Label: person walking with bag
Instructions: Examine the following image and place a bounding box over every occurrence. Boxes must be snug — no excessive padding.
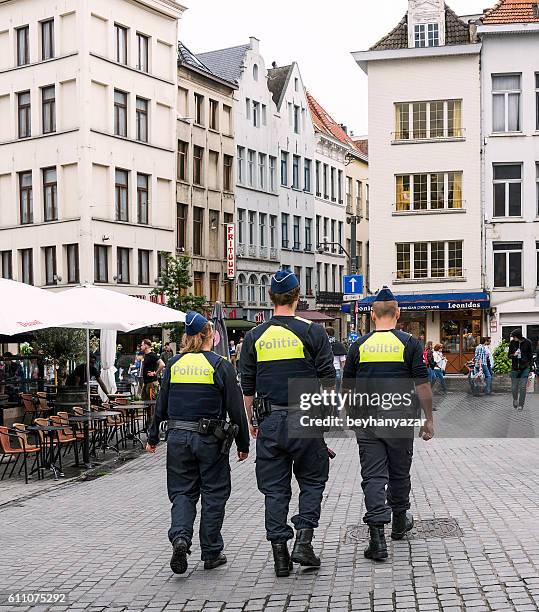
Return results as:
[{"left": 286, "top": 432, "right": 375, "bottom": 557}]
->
[
  {"left": 508, "top": 330, "right": 533, "bottom": 410},
  {"left": 431, "top": 344, "right": 448, "bottom": 394},
  {"left": 474, "top": 337, "right": 493, "bottom": 396}
]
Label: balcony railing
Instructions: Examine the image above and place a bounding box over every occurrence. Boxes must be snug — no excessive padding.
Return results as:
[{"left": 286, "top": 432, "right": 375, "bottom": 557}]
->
[
  {"left": 237, "top": 243, "right": 246, "bottom": 257},
  {"left": 392, "top": 127, "right": 466, "bottom": 142},
  {"left": 393, "top": 268, "right": 467, "bottom": 283},
  {"left": 248, "top": 245, "right": 256, "bottom": 257},
  {"left": 259, "top": 246, "right": 268, "bottom": 258},
  {"left": 270, "top": 247, "right": 278, "bottom": 260},
  {"left": 393, "top": 201, "right": 466, "bottom": 213}
]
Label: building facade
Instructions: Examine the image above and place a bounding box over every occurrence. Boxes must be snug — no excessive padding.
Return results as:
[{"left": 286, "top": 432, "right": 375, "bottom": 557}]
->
[
  {"left": 0, "top": 0, "right": 184, "bottom": 296},
  {"left": 177, "top": 44, "right": 236, "bottom": 306},
  {"left": 353, "top": 0, "right": 487, "bottom": 372},
  {"left": 478, "top": 0, "right": 539, "bottom": 348}
]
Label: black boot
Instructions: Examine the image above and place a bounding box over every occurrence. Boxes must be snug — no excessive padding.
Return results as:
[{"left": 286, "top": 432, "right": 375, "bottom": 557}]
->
[
  {"left": 272, "top": 542, "right": 293, "bottom": 577},
  {"left": 364, "top": 525, "right": 388, "bottom": 561},
  {"left": 291, "top": 528, "right": 321, "bottom": 567},
  {"left": 204, "top": 553, "right": 227, "bottom": 570},
  {"left": 170, "top": 537, "right": 190, "bottom": 574},
  {"left": 391, "top": 511, "right": 414, "bottom": 540}
]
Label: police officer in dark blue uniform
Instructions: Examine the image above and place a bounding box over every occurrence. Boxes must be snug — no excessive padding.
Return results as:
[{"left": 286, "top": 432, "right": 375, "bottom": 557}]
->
[
  {"left": 147, "top": 312, "right": 250, "bottom": 575},
  {"left": 343, "top": 287, "right": 434, "bottom": 560},
  {"left": 240, "top": 270, "right": 335, "bottom": 577}
]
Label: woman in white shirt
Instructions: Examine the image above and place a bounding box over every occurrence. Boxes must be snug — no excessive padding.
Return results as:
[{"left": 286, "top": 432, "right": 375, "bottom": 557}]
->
[{"left": 432, "top": 343, "right": 448, "bottom": 394}]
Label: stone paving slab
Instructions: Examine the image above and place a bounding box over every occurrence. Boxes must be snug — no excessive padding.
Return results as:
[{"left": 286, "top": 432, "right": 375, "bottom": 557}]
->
[{"left": 1, "top": 393, "right": 539, "bottom": 611}]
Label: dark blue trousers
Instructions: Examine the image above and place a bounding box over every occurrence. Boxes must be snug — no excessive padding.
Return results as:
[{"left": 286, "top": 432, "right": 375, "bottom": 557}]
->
[
  {"left": 166, "top": 430, "right": 231, "bottom": 561},
  {"left": 255, "top": 410, "right": 329, "bottom": 543},
  {"left": 357, "top": 431, "right": 414, "bottom": 525}
]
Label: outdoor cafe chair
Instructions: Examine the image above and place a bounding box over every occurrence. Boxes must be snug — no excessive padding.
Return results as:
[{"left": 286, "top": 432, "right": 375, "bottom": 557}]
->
[
  {"left": 36, "top": 392, "right": 53, "bottom": 418},
  {"left": 20, "top": 392, "right": 40, "bottom": 424},
  {"left": 49, "top": 415, "right": 78, "bottom": 456},
  {"left": 0, "top": 425, "right": 42, "bottom": 484}
]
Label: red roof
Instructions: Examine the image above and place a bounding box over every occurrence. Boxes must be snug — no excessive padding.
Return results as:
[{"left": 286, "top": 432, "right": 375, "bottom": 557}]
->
[
  {"left": 482, "top": 0, "right": 539, "bottom": 24},
  {"left": 306, "top": 91, "right": 355, "bottom": 147}
]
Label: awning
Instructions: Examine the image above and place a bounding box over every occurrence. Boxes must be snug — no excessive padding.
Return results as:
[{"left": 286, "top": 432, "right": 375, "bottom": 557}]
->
[
  {"left": 342, "top": 291, "right": 490, "bottom": 314},
  {"left": 224, "top": 319, "right": 256, "bottom": 330},
  {"left": 297, "top": 310, "right": 335, "bottom": 322}
]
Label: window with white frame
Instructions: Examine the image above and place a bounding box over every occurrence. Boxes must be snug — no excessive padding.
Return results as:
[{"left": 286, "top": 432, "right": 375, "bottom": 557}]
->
[
  {"left": 237, "top": 146, "right": 245, "bottom": 184},
  {"left": 270, "top": 215, "right": 276, "bottom": 248},
  {"left": 237, "top": 273, "right": 246, "bottom": 302},
  {"left": 41, "top": 19, "right": 54, "bottom": 61},
  {"left": 138, "top": 249, "right": 150, "bottom": 285},
  {"left": 396, "top": 241, "right": 463, "bottom": 280},
  {"left": 247, "top": 150, "right": 255, "bottom": 187},
  {"left": 414, "top": 23, "right": 439, "bottom": 48},
  {"left": 493, "top": 242, "right": 522, "bottom": 288},
  {"left": 237, "top": 209, "right": 245, "bottom": 244},
  {"left": 259, "top": 213, "right": 266, "bottom": 247},
  {"left": 248, "top": 211, "right": 255, "bottom": 245},
  {"left": 304, "top": 159, "right": 311, "bottom": 193},
  {"left": 396, "top": 172, "right": 462, "bottom": 211},
  {"left": 281, "top": 213, "right": 289, "bottom": 248},
  {"left": 395, "top": 100, "right": 462, "bottom": 140},
  {"left": 248, "top": 275, "right": 257, "bottom": 303},
  {"left": 492, "top": 74, "right": 521, "bottom": 133},
  {"left": 493, "top": 164, "right": 522, "bottom": 217},
  {"left": 20, "top": 248, "right": 33, "bottom": 285},
  {"left": 537, "top": 241, "right": 539, "bottom": 287},
  {"left": 253, "top": 101, "right": 260, "bottom": 127},
  {"left": 292, "top": 155, "right": 300, "bottom": 189},
  {"left": 293, "top": 105, "right": 300, "bottom": 134},
  {"left": 537, "top": 163, "right": 539, "bottom": 216},
  {"left": 115, "top": 24, "right": 128, "bottom": 65},
  {"left": 281, "top": 152, "right": 288, "bottom": 186},
  {"left": 293, "top": 216, "right": 300, "bottom": 250},
  {"left": 44, "top": 246, "right": 56, "bottom": 286},
  {"left": 305, "top": 218, "right": 312, "bottom": 251},
  {"left": 258, "top": 153, "right": 266, "bottom": 190},
  {"left": 536, "top": 73, "right": 539, "bottom": 131},
  {"left": 137, "top": 33, "right": 149, "bottom": 72}
]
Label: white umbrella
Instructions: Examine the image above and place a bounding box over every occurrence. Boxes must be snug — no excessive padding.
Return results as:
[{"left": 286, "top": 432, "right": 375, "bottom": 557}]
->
[
  {"left": 98, "top": 329, "right": 118, "bottom": 402},
  {"left": 0, "top": 278, "right": 65, "bottom": 336}
]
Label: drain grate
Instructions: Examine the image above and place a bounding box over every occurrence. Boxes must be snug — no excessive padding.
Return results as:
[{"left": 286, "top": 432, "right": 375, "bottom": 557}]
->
[{"left": 342, "top": 518, "right": 463, "bottom": 544}]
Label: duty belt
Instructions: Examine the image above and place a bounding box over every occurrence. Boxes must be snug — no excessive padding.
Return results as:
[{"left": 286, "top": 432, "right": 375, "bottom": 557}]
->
[{"left": 167, "top": 418, "right": 224, "bottom": 435}]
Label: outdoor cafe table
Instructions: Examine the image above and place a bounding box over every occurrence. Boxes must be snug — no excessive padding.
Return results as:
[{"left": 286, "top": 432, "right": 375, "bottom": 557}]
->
[
  {"left": 68, "top": 411, "right": 122, "bottom": 460},
  {"left": 112, "top": 401, "right": 155, "bottom": 448},
  {"left": 26, "top": 424, "right": 66, "bottom": 480}
]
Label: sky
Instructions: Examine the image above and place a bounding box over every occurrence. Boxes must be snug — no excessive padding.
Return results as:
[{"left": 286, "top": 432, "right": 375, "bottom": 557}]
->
[{"left": 180, "top": 0, "right": 490, "bottom": 136}]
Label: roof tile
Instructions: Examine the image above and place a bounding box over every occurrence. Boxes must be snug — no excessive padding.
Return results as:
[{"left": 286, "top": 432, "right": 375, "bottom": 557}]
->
[{"left": 482, "top": 0, "right": 539, "bottom": 24}]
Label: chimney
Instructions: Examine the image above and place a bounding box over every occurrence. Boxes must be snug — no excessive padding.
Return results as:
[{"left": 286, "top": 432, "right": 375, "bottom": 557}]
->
[
  {"left": 272, "top": 61, "right": 277, "bottom": 68},
  {"left": 340, "top": 124, "right": 348, "bottom": 134},
  {"left": 249, "top": 36, "right": 259, "bottom": 52}
]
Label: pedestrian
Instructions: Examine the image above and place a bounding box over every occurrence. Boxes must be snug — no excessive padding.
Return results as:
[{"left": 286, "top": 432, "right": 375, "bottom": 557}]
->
[
  {"left": 326, "top": 327, "right": 347, "bottom": 392},
  {"left": 474, "top": 337, "right": 493, "bottom": 396},
  {"left": 423, "top": 341, "right": 435, "bottom": 385},
  {"left": 508, "top": 329, "right": 533, "bottom": 410},
  {"left": 228, "top": 340, "right": 236, "bottom": 368},
  {"left": 146, "top": 311, "right": 249, "bottom": 575},
  {"left": 66, "top": 354, "right": 110, "bottom": 397},
  {"left": 140, "top": 339, "right": 164, "bottom": 400},
  {"left": 343, "top": 286, "right": 434, "bottom": 561},
  {"left": 160, "top": 342, "right": 174, "bottom": 365},
  {"left": 240, "top": 270, "right": 335, "bottom": 577},
  {"left": 431, "top": 343, "right": 448, "bottom": 394},
  {"left": 235, "top": 335, "right": 243, "bottom": 371}
]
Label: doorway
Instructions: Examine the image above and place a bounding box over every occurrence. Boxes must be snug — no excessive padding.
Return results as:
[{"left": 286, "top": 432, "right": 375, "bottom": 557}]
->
[{"left": 440, "top": 310, "right": 482, "bottom": 373}]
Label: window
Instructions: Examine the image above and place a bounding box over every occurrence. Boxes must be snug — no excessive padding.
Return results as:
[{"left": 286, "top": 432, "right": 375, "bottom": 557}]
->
[
  {"left": 237, "top": 146, "right": 245, "bottom": 184},
  {"left": 414, "top": 23, "right": 439, "bottom": 48},
  {"left": 209, "top": 151, "right": 219, "bottom": 190},
  {"left": 237, "top": 273, "right": 246, "bottom": 302},
  {"left": 210, "top": 273, "right": 219, "bottom": 302},
  {"left": 42, "top": 85, "right": 55, "bottom": 134},
  {"left": 270, "top": 215, "right": 277, "bottom": 248},
  {"left": 281, "top": 213, "right": 289, "bottom": 248},
  {"left": 304, "top": 159, "right": 311, "bottom": 192},
  {"left": 346, "top": 177, "right": 352, "bottom": 209},
  {"left": 306, "top": 267, "right": 313, "bottom": 295},
  {"left": 262, "top": 104, "right": 267, "bottom": 125},
  {"left": 259, "top": 275, "right": 268, "bottom": 303},
  {"left": 42, "top": 246, "right": 56, "bottom": 286},
  {"left": 293, "top": 216, "right": 300, "bottom": 250},
  {"left": 223, "top": 155, "right": 233, "bottom": 192},
  {"left": 176, "top": 203, "right": 187, "bottom": 251},
  {"left": 178, "top": 141, "right": 188, "bottom": 181},
  {"left": 136, "top": 97, "right": 148, "bottom": 142},
  {"left": 115, "top": 169, "right": 129, "bottom": 222},
  {"left": 248, "top": 150, "right": 255, "bottom": 187},
  {"left": 20, "top": 248, "right": 33, "bottom": 285},
  {"left": 41, "top": 19, "right": 54, "bottom": 60},
  {"left": 137, "top": 33, "right": 149, "bottom": 72},
  {"left": 536, "top": 74, "right": 539, "bottom": 131},
  {"left": 537, "top": 163, "right": 539, "bottom": 216},
  {"left": 305, "top": 218, "right": 312, "bottom": 251},
  {"left": 117, "top": 247, "right": 130, "bottom": 284},
  {"left": 269, "top": 156, "right": 276, "bottom": 191},
  {"left": 258, "top": 153, "right": 266, "bottom": 190},
  {"left": 294, "top": 105, "right": 300, "bottom": 134},
  {"left": 281, "top": 152, "right": 288, "bottom": 186},
  {"left": 338, "top": 170, "right": 343, "bottom": 203},
  {"left": 396, "top": 241, "right": 463, "bottom": 280},
  {"left": 248, "top": 275, "right": 257, "bottom": 303},
  {"left": 114, "top": 90, "right": 128, "bottom": 137},
  {"left": 356, "top": 180, "right": 362, "bottom": 213},
  {"left": 194, "top": 93, "right": 204, "bottom": 125},
  {"left": 493, "top": 74, "right": 521, "bottom": 132},
  {"left": 138, "top": 250, "right": 150, "bottom": 285},
  {"left": 253, "top": 64, "right": 259, "bottom": 80},
  {"left": 193, "top": 146, "right": 203, "bottom": 185},
  {"left": 253, "top": 101, "right": 260, "bottom": 127},
  {"left": 238, "top": 209, "right": 245, "bottom": 244},
  {"left": 323, "top": 164, "right": 328, "bottom": 198},
  {"left": 494, "top": 242, "right": 522, "bottom": 288},
  {"left": 115, "top": 24, "right": 128, "bottom": 64},
  {"left": 330, "top": 167, "right": 336, "bottom": 201},
  {"left": 537, "top": 241, "right": 539, "bottom": 287},
  {"left": 16, "top": 26, "right": 29, "bottom": 66},
  {"left": 395, "top": 100, "right": 462, "bottom": 140},
  {"left": 248, "top": 211, "right": 255, "bottom": 245},
  {"left": 338, "top": 221, "right": 343, "bottom": 253},
  {"left": 94, "top": 245, "right": 108, "bottom": 283},
  {"left": 137, "top": 173, "right": 149, "bottom": 224},
  {"left": 193, "top": 207, "right": 203, "bottom": 255},
  {"left": 316, "top": 161, "right": 321, "bottom": 196},
  {"left": 209, "top": 99, "right": 219, "bottom": 130},
  {"left": 292, "top": 155, "right": 300, "bottom": 189},
  {"left": 1, "top": 251, "right": 12, "bottom": 279},
  {"left": 43, "top": 167, "right": 57, "bottom": 222},
  {"left": 331, "top": 219, "right": 336, "bottom": 252},
  {"left": 19, "top": 171, "right": 32, "bottom": 225},
  {"left": 66, "top": 244, "right": 79, "bottom": 283},
  {"left": 245, "top": 98, "right": 251, "bottom": 120},
  {"left": 259, "top": 213, "right": 266, "bottom": 247},
  {"left": 193, "top": 272, "right": 203, "bottom": 296},
  {"left": 493, "top": 164, "right": 521, "bottom": 217},
  {"left": 396, "top": 172, "right": 463, "bottom": 211},
  {"left": 18, "top": 91, "right": 31, "bottom": 138},
  {"left": 223, "top": 105, "right": 232, "bottom": 134}
]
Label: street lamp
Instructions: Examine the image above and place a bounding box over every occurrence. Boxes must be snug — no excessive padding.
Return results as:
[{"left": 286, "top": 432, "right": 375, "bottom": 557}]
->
[{"left": 317, "top": 215, "right": 363, "bottom": 275}]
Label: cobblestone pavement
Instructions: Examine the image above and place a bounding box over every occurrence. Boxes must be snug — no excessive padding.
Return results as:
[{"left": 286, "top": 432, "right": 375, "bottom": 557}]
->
[{"left": 2, "top": 392, "right": 539, "bottom": 611}]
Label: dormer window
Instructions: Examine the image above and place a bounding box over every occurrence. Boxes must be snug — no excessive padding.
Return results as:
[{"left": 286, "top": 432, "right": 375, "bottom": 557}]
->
[{"left": 414, "top": 23, "right": 439, "bottom": 48}]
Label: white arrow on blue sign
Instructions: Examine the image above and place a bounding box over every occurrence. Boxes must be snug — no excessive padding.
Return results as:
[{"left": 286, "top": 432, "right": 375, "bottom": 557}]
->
[{"left": 342, "top": 274, "right": 364, "bottom": 295}]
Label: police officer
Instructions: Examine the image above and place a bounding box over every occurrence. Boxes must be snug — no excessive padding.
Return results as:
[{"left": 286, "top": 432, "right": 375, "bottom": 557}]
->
[
  {"left": 343, "top": 287, "right": 434, "bottom": 560},
  {"left": 240, "top": 270, "right": 335, "bottom": 577},
  {"left": 146, "top": 312, "right": 250, "bottom": 575}
]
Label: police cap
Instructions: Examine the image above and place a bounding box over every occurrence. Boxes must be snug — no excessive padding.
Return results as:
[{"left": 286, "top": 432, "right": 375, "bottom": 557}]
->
[
  {"left": 270, "top": 270, "right": 299, "bottom": 294},
  {"left": 185, "top": 311, "right": 209, "bottom": 336}
]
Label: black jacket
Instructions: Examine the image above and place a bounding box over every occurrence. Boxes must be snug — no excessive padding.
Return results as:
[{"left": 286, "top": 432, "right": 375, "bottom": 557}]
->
[{"left": 509, "top": 339, "right": 533, "bottom": 371}]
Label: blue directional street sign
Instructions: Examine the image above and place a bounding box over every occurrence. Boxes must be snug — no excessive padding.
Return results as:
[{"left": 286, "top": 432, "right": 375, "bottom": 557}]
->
[
  {"left": 342, "top": 274, "right": 364, "bottom": 296},
  {"left": 348, "top": 332, "right": 359, "bottom": 343}
]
